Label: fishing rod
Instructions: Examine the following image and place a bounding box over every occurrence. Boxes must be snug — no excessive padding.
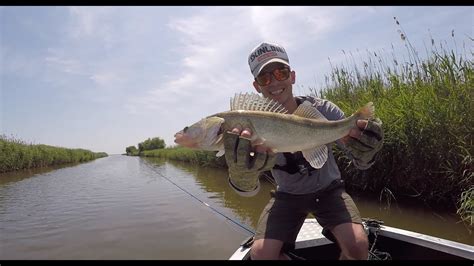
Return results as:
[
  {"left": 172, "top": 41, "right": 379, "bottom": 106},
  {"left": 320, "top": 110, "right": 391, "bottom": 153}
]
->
[{"left": 145, "top": 162, "right": 255, "bottom": 235}]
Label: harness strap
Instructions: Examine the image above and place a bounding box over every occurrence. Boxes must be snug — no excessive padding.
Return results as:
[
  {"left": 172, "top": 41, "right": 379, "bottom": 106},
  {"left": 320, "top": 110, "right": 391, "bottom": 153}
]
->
[{"left": 273, "top": 152, "right": 317, "bottom": 176}]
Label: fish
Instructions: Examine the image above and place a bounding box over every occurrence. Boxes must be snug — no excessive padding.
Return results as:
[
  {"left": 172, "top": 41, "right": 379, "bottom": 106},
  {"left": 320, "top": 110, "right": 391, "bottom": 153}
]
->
[{"left": 174, "top": 92, "right": 374, "bottom": 169}]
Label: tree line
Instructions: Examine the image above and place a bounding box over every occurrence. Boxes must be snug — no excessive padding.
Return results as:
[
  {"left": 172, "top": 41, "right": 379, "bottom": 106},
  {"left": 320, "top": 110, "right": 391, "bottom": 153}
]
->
[{"left": 125, "top": 137, "right": 165, "bottom": 156}]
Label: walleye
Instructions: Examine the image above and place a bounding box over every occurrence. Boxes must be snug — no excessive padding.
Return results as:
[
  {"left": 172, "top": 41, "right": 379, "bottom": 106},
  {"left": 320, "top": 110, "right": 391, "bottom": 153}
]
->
[{"left": 174, "top": 93, "right": 374, "bottom": 169}]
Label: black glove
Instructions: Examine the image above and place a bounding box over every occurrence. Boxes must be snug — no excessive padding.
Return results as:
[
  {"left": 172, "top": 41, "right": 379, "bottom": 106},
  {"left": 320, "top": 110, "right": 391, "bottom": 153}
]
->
[
  {"left": 223, "top": 131, "right": 276, "bottom": 196},
  {"left": 346, "top": 118, "right": 384, "bottom": 170}
]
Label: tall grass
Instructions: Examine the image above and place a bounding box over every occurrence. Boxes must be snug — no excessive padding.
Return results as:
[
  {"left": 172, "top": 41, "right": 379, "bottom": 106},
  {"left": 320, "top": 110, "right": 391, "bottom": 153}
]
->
[
  {"left": 0, "top": 135, "right": 108, "bottom": 173},
  {"left": 457, "top": 187, "right": 474, "bottom": 227},
  {"left": 310, "top": 20, "right": 472, "bottom": 225},
  {"left": 142, "top": 146, "right": 227, "bottom": 168}
]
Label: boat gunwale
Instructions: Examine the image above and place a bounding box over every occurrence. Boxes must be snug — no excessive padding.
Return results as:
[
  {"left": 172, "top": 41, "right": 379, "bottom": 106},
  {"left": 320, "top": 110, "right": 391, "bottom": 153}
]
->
[{"left": 229, "top": 218, "right": 474, "bottom": 260}]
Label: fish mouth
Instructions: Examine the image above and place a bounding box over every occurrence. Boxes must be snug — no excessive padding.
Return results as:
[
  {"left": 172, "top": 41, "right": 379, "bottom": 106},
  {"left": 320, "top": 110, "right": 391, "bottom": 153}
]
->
[
  {"left": 174, "top": 132, "right": 198, "bottom": 148},
  {"left": 174, "top": 131, "right": 184, "bottom": 144}
]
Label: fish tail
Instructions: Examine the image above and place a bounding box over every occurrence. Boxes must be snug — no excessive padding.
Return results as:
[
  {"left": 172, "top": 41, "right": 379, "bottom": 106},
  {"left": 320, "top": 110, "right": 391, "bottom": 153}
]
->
[{"left": 355, "top": 102, "right": 374, "bottom": 120}]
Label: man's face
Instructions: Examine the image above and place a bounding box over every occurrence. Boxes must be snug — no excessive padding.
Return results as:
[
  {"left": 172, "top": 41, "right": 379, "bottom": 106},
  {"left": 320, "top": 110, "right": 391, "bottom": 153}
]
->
[{"left": 253, "top": 62, "right": 296, "bottom": 105}]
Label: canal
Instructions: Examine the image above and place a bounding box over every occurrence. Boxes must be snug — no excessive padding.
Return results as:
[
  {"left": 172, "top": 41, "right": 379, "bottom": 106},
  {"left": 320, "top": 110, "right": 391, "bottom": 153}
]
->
[{"left": 0, "top": 155, "right": 471, "bottom": 259}]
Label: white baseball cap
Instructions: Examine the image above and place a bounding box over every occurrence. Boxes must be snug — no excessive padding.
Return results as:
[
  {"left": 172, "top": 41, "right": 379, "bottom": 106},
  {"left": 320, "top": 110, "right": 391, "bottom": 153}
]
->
[{"left": 248, "top": 42, "right": 290, "bottom": 78}]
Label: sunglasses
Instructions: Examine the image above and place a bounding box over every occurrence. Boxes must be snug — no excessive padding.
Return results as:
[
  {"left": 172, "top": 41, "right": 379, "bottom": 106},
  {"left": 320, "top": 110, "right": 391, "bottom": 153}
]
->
[{"left": 255, "top": 67, "right": 291, "bottom": 86}]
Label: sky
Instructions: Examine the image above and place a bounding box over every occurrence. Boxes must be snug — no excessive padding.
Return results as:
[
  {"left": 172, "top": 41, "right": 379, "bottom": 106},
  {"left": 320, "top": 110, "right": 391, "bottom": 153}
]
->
[{"left": 1, "top": 6, "right": 473, "bottom": 155}]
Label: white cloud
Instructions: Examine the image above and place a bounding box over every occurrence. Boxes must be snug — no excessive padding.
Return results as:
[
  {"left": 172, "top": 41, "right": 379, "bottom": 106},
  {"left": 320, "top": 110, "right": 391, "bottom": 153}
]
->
[
  {"left": 89, "top": 71, "right": 126, "bottom": 88},
  {"left": 67, "top": 7, "right": 116, "bottom": 40},
  {"left": 249, "top": 6, "right": 331, "bottom": 47},
  {"left": 117, "top": 6, "right": 386, "bottom": 147},
  {"left": 45, "top": 55, "right": 86, "bottom": 76}
]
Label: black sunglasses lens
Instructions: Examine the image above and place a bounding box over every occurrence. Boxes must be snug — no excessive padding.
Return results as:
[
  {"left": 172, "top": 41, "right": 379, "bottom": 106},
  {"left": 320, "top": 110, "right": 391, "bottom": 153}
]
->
[
  {"left": 256, "top": 67, "right": 290, "bottom": 86},
  {"left": 256, "top": 73, "right": 271, "bottom": 86},
  {"left": 274, "top": 68, "right": 290, "bottom": 81}
]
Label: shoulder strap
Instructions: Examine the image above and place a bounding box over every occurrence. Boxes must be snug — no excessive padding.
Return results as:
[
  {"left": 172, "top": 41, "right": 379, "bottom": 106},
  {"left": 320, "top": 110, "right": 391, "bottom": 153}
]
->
[
  {"left": 273, "top": 152, "right": 317, "bottom": 175},
  {"left": 295, "top": 95, "right": 318, "bottom": 106}
]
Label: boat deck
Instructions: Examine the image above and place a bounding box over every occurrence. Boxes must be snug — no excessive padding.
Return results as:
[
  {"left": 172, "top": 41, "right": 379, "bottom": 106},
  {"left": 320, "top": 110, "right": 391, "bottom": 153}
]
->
[
  {"left": 294, "top": 218, "right": 332, "bottom": 249},
  {"left": 229, "top": 218, "right": 334, "bottom": 260}
]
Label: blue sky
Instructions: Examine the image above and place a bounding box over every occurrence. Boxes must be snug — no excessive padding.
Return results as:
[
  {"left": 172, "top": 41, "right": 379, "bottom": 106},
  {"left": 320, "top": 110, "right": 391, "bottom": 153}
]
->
[{"left": 1, "top": 6, "right": 473, "bottom": 154}]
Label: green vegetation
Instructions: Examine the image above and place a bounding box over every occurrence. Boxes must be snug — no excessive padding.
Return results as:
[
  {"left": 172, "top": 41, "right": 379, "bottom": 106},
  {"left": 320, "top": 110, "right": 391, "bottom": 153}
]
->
[
  {"left": 125, "top": 145, "right": 139, "bottom": 156},
  {"left": 142, "top": 146, "right": 226, "bottom": 168},
  {"left": 457, "top": 187, "right": 473, "bottom": 226},
  {"left": 0, "top": 135, "right": 108, "bottom": 173},
  {"left": 310, "top": 19, "right": 472, "bottom": 226},
  {"left": 138, "top": 137, "right": 165, "bottom": 152},
  {"left": 125, "top": 137, "right": 165, "bottom": 156}
]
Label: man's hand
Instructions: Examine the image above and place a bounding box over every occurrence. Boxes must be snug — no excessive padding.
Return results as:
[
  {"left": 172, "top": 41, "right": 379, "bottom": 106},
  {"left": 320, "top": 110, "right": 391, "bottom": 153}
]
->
[
  {"left": 223, "top": 127, "right": 276, "bottom": 196},
  {"left": 342, "top": 118, "right": 384, "bottom": 170}
]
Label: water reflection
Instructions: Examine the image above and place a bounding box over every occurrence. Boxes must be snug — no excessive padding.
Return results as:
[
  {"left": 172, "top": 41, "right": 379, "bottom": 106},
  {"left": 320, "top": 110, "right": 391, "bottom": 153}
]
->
[
  {"left": 355, "top": 195, "right": 473, "bottom": 244},
  {"left": 144, "top": 157, "right": 473, "bottom": 245},
  {"left": 143, "top": 157, "right": 274, "bottom": 229},
  {"left": 0, "top": 162, "right": 83, "bottom": 186}
]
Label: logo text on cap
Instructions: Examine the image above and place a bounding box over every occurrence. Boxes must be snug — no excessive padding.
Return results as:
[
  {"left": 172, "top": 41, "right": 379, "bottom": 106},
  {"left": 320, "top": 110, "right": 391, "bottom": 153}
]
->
[{"left": 249, "top": 45, "right": 285, "bottom": 63}]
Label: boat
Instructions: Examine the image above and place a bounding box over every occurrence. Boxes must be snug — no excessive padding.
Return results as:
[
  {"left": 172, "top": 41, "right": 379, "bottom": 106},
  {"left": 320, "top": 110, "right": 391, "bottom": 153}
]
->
[{"left": 229, "top": 218, "right": 474, "bottom": 260}]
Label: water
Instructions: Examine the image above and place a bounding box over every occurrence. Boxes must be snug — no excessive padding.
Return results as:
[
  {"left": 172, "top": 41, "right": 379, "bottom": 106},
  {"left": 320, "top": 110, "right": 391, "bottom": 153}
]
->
[{"left": 0, "top": 155, "right": 472, "bottom": 259}]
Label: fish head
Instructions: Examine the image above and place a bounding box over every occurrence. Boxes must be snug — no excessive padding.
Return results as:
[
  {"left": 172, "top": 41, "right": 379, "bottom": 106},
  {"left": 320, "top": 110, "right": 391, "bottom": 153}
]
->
[{"left": 174, "top": 116, "right": 225, "bottom": 150}]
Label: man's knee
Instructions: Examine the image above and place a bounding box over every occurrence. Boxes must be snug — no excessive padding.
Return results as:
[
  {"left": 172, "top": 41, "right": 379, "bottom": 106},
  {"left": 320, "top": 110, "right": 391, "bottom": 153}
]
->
[
  {"left": 342, "top": 235, "right": 369, "bottom": 260},
  {"left": 331, "top": 223, "right": 369, "bottom": 260},
  {"left": 250, "top": 239, "right": 284, "bottom": 260}
]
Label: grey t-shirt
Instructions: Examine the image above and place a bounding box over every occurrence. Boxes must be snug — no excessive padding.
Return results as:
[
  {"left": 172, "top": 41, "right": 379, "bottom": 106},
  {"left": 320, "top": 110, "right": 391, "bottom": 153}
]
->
[{"left": 271, "top": 96, "right": 347, "bottom": 194}]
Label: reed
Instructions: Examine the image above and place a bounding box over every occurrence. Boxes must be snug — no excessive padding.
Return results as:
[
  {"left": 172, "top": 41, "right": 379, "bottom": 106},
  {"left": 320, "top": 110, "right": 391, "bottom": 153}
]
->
[
  {"left": 310, "top": 20, "right": 472, "bottom": 225},
  {"left": 0, "top": 135, "right": 108, "bottom": 173},
  {"left": 142, "top": 146, "right": 227, "bottom": 168},
  {"left": 457, "top": 187, "right": 473, "bottom": 229}
]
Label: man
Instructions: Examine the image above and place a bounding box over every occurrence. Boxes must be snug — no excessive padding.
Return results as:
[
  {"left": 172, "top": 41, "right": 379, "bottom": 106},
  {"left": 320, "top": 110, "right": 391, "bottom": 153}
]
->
[{"left": 223, "top": 42, "right": 384, "bottom": 260}]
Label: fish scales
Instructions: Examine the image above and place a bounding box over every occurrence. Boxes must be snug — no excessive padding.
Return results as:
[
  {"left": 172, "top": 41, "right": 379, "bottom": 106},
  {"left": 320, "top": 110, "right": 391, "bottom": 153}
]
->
[
  {"left": 213, "top": 110, "right": 359, "bottom": 153},
  {"left": 174, "top": 92, "right": 374, "bottom": 168}
]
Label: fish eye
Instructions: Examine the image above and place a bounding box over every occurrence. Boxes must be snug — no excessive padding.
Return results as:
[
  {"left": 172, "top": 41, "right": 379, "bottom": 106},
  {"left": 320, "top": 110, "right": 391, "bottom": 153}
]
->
[{"left": 183, "top": 126, "right": 189, "bottom": 133}]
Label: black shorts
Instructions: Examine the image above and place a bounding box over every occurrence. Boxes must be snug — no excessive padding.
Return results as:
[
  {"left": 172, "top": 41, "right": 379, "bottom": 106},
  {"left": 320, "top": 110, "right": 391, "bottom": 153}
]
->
[{"left": 253, "top": 179, "right": 363, "bottom": 250}]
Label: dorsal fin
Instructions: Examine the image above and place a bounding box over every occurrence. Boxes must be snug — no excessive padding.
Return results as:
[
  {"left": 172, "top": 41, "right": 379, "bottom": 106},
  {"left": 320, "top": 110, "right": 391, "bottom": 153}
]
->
[
  {"left": 293, "top": 101, "right": 328, "bottom": 121},
  {"left": 230, "top": 92, "right": 288, "bottom": 114}
]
